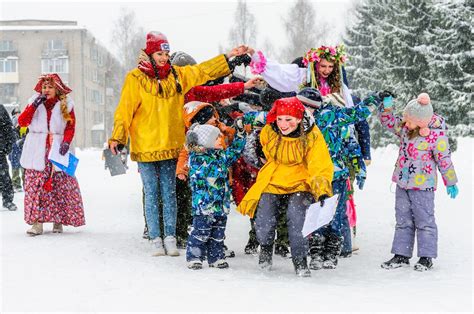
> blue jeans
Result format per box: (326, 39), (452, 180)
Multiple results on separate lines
(316, 179), (350, 242)
(186, 215), (227, 264)
(137, 159), (177, 240)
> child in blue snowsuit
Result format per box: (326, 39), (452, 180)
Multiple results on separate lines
(378, 92), (458, 271)
(185, 121), (246, 269)
(296, 88), (374, 269)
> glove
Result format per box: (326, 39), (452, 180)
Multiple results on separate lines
(356, 168), (366, 190)
(32, 94), (47, 108)
(138, 61), (155, 78)
(59, 142), (70, 155)
(228, 54), (252, 71)
(233, 117), (245, 135)
(446, 185), (458, 199)
(382, 96), (394, 109)
(378, 90), (396, 99)
(19, 127), (28, 137)
(318, 194), (329, 207)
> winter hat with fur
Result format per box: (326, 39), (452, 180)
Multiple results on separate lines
(403, 92), (433, 137)
(186, 123), (222, 149)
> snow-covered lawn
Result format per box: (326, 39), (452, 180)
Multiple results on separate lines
(1, 138), (472, 312)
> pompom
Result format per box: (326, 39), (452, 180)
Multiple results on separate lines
(419, 127), (430, 137)
(417, 93), (430, 106)
(186, 131), (199, 146)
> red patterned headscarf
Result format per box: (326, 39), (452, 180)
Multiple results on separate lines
(266, 97), (305, 124)
(34, 73), (72, 95)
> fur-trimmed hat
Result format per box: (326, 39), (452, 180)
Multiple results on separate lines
(186, 123), (221, 149)
(403, 92), (434, 137)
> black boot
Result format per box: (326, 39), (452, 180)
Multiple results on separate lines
(309, 234), (325, 270)
(381, 254), (410, 269)
(244, 238), (259, 254)
(224, 244), (235, 258)
(258, 244), (273, 270)
(322, 233), (342, 269)
(414, 257), (433, 272)
(293, 257), (311, 277)
(274, 243), (291, 258)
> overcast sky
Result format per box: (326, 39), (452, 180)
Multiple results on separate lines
(1, 0), (356, 62)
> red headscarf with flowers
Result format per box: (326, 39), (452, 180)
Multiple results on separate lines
(266, 97), (305, 124)
(34, 73), (72, 95)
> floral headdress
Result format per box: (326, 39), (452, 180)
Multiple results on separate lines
(302, 45), (347, 67)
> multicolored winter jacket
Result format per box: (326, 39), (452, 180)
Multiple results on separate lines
(312, 102), (371, 180)
(188, 132), (246, 216)
(379, 110), (457, 190)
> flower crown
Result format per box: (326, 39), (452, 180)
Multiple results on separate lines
(302, 45), (347, 67)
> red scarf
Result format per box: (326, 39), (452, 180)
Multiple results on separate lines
(138, 61), (171, 80)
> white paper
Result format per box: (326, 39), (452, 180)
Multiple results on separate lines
(301, 194), (340, 238)
(48, 140), (70, 167)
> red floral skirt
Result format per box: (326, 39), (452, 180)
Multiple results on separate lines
(24, 161), (85, 227)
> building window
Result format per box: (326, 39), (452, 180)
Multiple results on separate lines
(93, 111), (103, 124)
(0, 84), (15, 97)
(0, 58), (17, 72)
(92, 90), (102, 104)
(48, 39), (64, 51)
(90, 46), (98, 61)
(0, 40), (14, 52)
(41, 57), (69, 73)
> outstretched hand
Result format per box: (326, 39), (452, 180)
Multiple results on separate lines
(227, 45), (249, 58)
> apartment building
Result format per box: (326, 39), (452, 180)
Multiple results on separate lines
(0, 19), (124, 148)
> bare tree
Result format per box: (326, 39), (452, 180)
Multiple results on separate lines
(280, 0), (328, 62)
(111, 7), (146, 75)
(228, 0), (258, 48)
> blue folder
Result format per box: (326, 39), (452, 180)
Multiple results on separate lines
(50, 153), (79, 177)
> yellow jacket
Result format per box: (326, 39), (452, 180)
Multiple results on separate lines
(237, 124), (334, 218)
(110, 54), (230, 162)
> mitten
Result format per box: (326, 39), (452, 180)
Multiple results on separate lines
(234, 117), (245, 135)
(446, 185), (459, 199)
(32, 94), (47, 108)
(138, 61), (155, 78)
(318, 194), (329, 207)
(59, 142), (70, 155)
(228, 54), (252, 71)
(356, 168), (366, 190)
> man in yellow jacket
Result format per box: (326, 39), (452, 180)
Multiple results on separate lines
(109, 31), (249, 257)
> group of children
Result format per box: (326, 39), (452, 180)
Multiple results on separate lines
(13, 30), (459, 278)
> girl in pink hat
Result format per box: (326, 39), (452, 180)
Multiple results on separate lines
(378, 92), (459, 271)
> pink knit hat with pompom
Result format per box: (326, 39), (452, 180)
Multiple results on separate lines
(403, 93), (433, 137)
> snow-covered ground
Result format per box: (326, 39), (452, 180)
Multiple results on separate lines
(1, 138), (472, 312)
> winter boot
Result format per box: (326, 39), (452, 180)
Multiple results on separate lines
(292, 257), (311, 277)
(209, 259), (229, 269)
(274, 243), (291, 258)
(26, 222), (43, 236)
(258, 244), (273, 271)
(244, 238), (259, 255)
(322, 233), (342, 269)
(151, 237), (166, 256)
(163, 236), (180, 256)
(187, 260), (203, 270)
(381, 254), (410, 269)
(414, 257), (433, 272)
(3, 202), (17, 211)
(224, 244), (235, 258)
(53, 223), (63, 233)
(309, 234), (325, 270)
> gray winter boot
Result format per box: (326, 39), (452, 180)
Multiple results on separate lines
(322, 233), (342, 269)
(258, 245), (273, 271)
(293, 257), (311, 277)
(53, 223), (63, 233)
